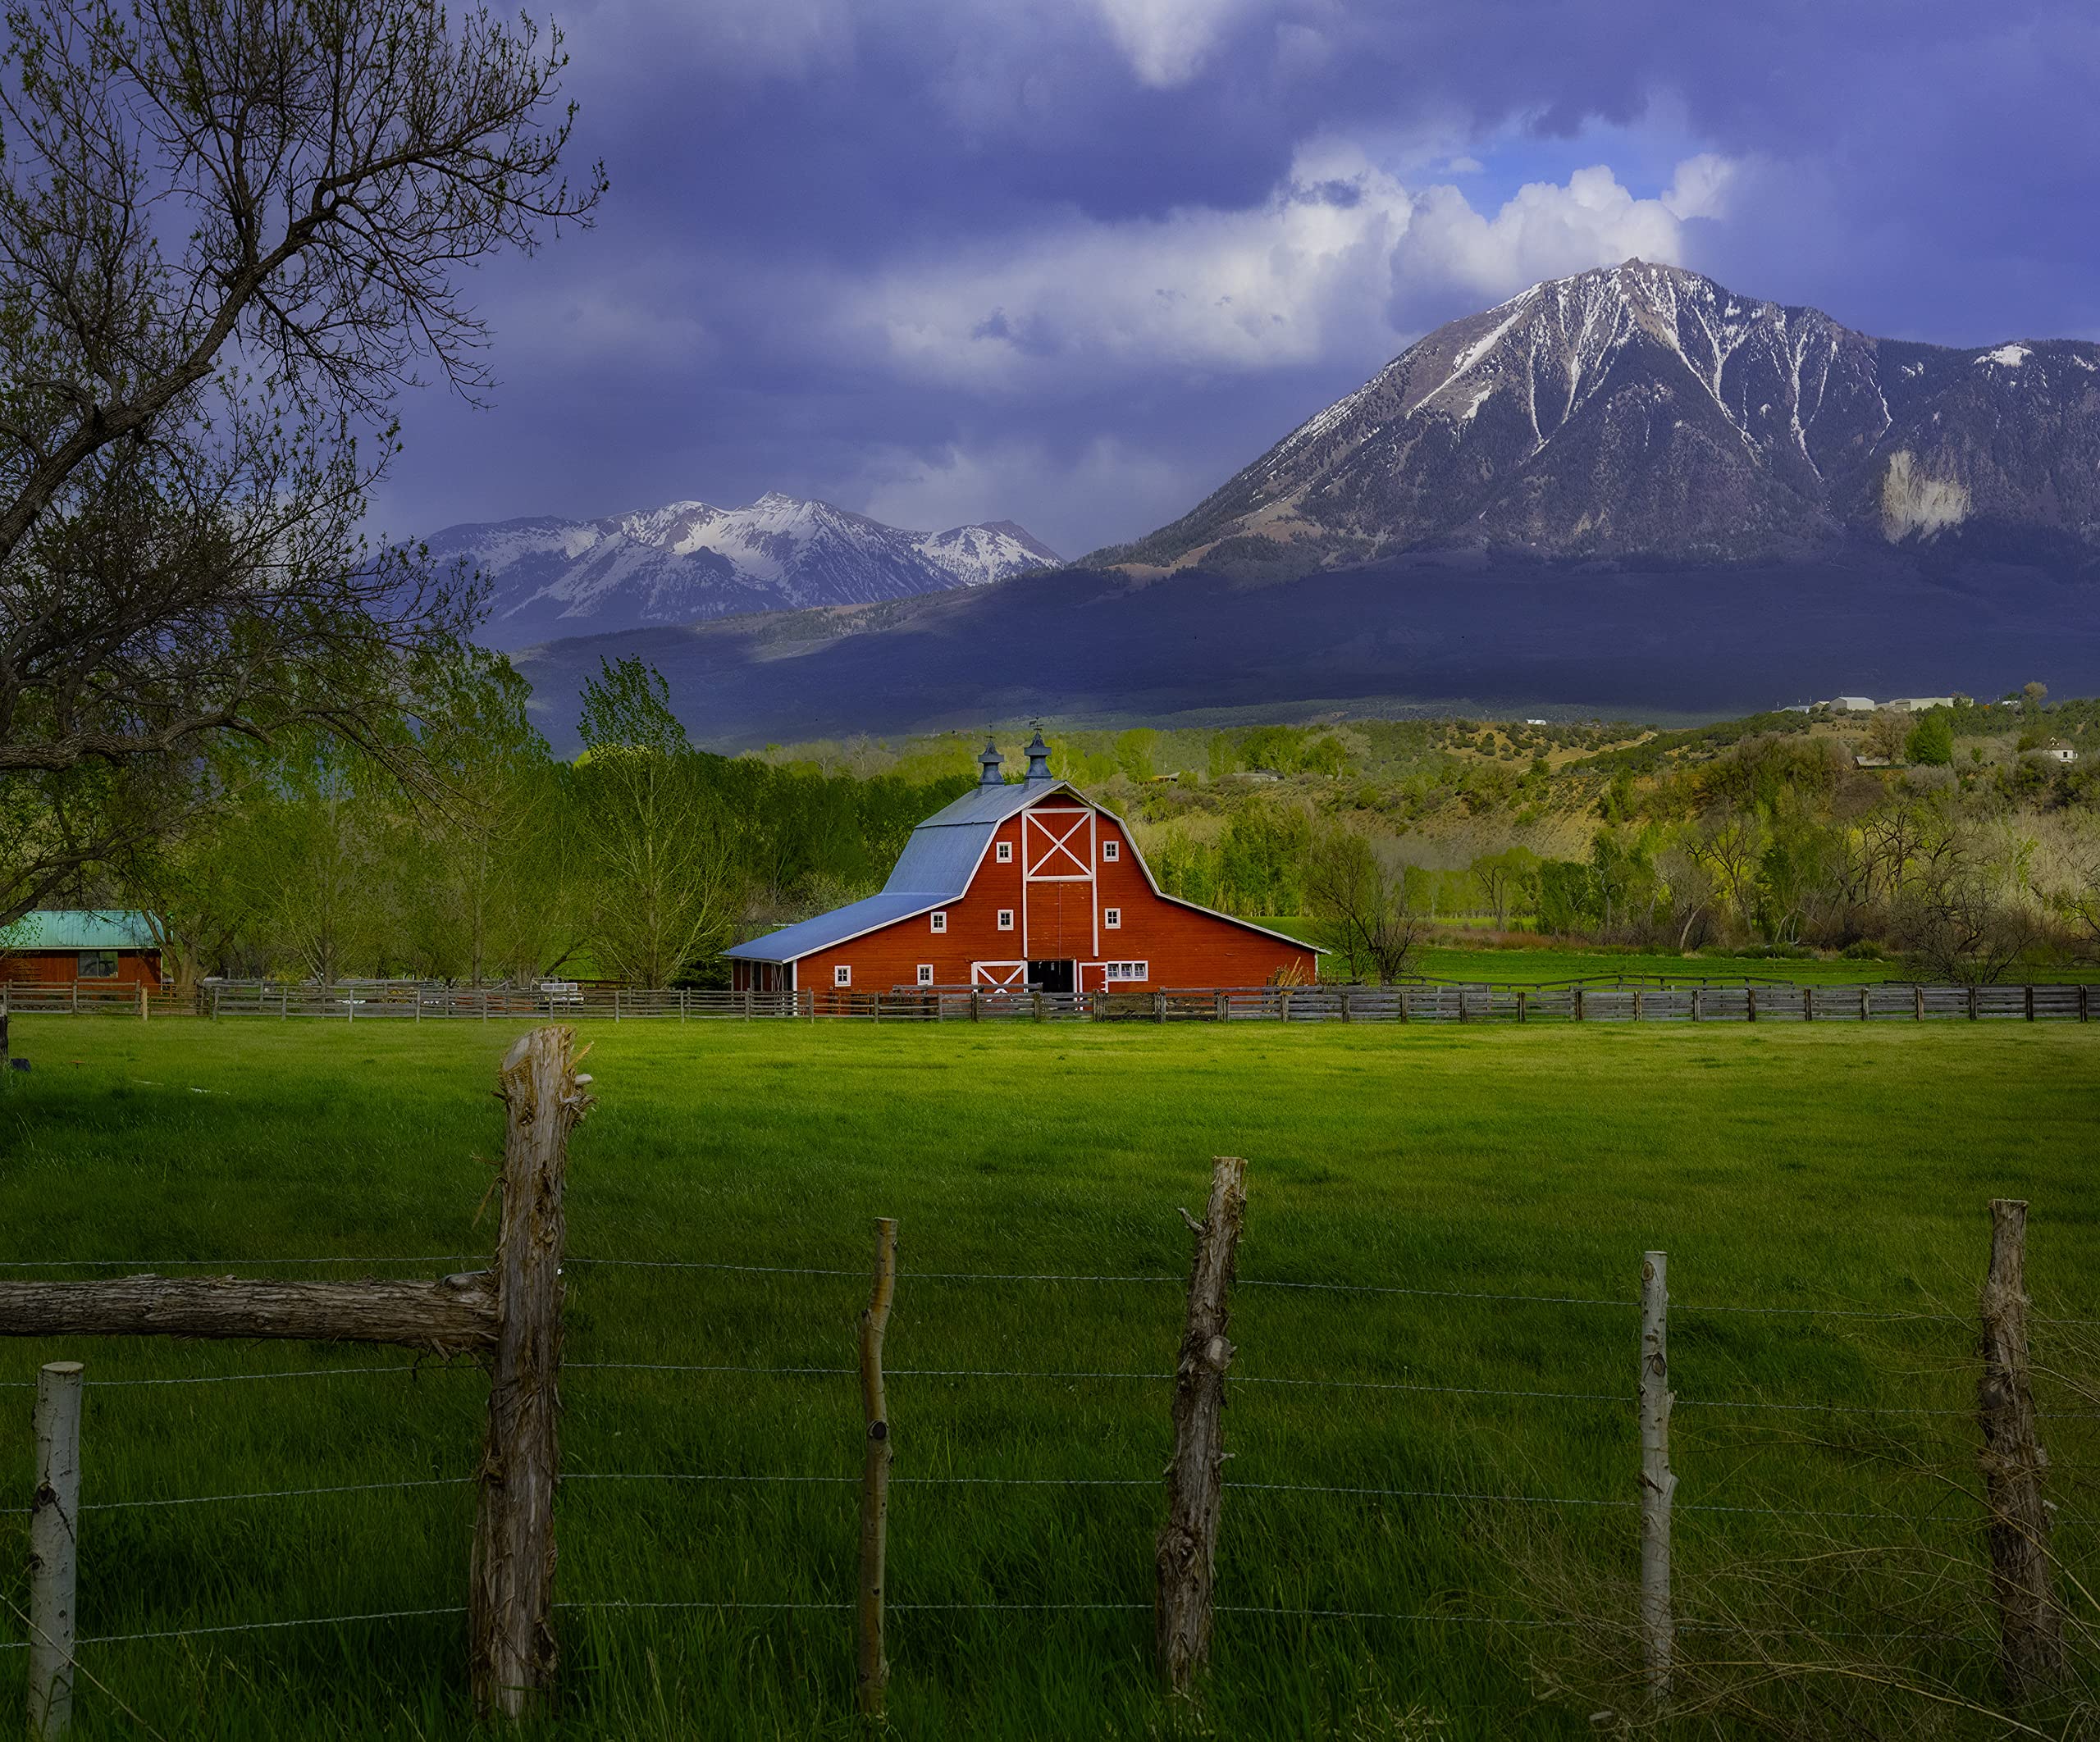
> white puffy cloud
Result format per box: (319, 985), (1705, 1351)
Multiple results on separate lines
(849, 147), (1738, 392)
(1395, 162), (1726, 301)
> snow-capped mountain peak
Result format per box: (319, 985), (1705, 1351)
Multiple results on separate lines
(1094, 261), (2100, 572)
(428, 493), (1061, 650)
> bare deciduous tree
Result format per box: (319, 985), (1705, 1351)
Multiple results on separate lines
(0, 0), (603, 924)
(1306, 828), (1422, 983)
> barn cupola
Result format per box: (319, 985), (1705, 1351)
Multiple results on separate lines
(978, 736), (1004, 787)
(1024, 729), (1053, 782)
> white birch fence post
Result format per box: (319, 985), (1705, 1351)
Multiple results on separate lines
(1639, 1251), (1674, 1702)
(28, 1360), (84, 1740)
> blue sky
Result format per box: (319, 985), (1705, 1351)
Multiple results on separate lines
(372, 0), (2100, 559)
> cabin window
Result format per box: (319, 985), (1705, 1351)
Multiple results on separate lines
(997, 909), (1015, 931)
(77, 950), (117, 979)
(1102, 840), (1120, 863)
(930, 910), (947, 933)
(1104, 961), (1148, 982)
(917, 964), (934, 987)
(1103, 907), (1121, 928)
(995, 841), (1013, 863)
(833, 964), (851, 987)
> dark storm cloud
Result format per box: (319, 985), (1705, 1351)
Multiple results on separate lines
(373, 0), (2100, 557)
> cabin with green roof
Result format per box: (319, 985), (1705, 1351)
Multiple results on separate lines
(0, 911), (163, 989)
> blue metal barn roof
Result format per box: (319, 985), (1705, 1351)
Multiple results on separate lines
(724, 779), (1073, 963)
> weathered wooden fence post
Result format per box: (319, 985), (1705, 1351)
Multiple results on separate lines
(470, 1026), (592, 1721)
(1156, 1156), (1249, 1694)
(858, 1218), (898, 1716)
(27, 1360), (83, 1740)
(1639, 1251), (1674, 1702)
(1915, 984), (1925, 1021)
(1978, 1198), (2062, 1703)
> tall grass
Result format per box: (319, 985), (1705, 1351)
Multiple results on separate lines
(0, 1019), (2093, 1736)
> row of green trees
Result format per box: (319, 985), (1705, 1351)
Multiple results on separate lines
(121, 658), (970, 991)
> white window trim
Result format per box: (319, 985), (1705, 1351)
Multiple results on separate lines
(1103, 907), (1121, 929)
(916, 964), (934, 986)
(996, 841), (1013, 862)
(930, 910), (947, 933)
(833, 964), (851, 987)
(997, 909), (1015, 931)
(1103, 960), (1148, 982)
(1102, 840), (1120, 862)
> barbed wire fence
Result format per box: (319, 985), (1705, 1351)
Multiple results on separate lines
(2, 1184), (2094, 1735)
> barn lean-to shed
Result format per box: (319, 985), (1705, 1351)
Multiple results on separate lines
(724, 733), (1318, 1001)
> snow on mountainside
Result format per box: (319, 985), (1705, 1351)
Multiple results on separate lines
(1094, 260), (2100, 575)
(433, 492), (1060, 650)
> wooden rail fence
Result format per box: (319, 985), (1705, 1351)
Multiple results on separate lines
(5, 978), (2098, 1026)
(5, 1169), (2086, 1729)
(6, 1026), (591, 1728)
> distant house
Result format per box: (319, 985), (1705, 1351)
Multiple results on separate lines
(2047, 742), (2078, 764)
(1887, 696), (1956, 713)
(1829, 695), (1877, 713)
(0, 910), (163, 988)
(1854, 755), (1893, 768)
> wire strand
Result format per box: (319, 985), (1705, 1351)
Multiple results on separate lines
(84, 1478), (472, 1512)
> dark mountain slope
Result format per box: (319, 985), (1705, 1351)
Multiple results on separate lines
(514, 548), (2100, 751)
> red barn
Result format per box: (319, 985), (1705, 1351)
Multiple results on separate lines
(724, 733), (1317, 999)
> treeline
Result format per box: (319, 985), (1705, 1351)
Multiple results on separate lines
(116, 657), (970, 991)
(1133, 715), (2100, 984)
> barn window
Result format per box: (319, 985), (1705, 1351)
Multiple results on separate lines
(995, 841), (1013, 863)
(1102, 840), (1120, 862)
(834, 964), (851, 987)
(1104, 961), (1148, 981)
(997, 909), (1015, 931)
(930, 910), (947, 933)
(917, 964), (934, 987)
(77, 951), (117, 979)
(1103, 907), (1121, 928)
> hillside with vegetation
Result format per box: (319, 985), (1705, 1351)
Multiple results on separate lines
(26, 650), (2099, 993)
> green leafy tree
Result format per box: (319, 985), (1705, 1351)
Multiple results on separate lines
(573, 659), (742, 987)
(1114, 728), (1158, 784)
(1904, 709), (1955, 768)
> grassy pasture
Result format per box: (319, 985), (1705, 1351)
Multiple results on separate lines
(0, 1018), (2095, 1738)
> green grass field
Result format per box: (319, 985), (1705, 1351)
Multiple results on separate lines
(0, 1017), (2095, 1738)
(1250, 920), (2100, 984)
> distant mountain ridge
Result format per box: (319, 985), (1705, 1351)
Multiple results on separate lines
(436, 491), (1060, 650)
(1093, 260), (2100, 575)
